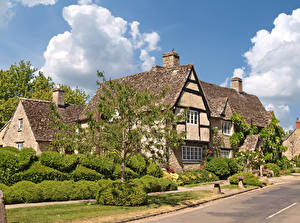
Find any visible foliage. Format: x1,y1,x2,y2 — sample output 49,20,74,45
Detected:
264,163,280,177
94,71,185,181
96,180,147,206
276,156,293,170
38,181,74,201
210,128,223,158
234,151,264,171
229,172,264,187
125,154,147,176
69,180,100,200
40,152,78,173
70,165,103,181
146,161,163,178
259,116,287,163
205,157,231,179
132,175,177,193
291,154,300,167
112,165,139,180
178,169,219,186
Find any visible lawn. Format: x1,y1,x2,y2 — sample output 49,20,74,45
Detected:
7,190,214,223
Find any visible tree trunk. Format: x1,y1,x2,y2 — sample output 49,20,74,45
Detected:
121,160,125,182
0,190,7,223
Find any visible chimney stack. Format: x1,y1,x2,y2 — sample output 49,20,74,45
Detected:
163,51,179,68
52,84,65,107
296,118,300,130
231,77,243,93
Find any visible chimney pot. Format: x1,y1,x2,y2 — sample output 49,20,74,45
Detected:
297,118,300,130
162,51,179,68
231,77,243,93
52,85,65,107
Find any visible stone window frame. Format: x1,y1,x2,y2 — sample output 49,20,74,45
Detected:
18,118,23,132
222,120,232,135
182,145,202,161
187,110,198,125
16,142,24,150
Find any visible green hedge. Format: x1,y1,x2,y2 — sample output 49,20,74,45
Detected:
146,161,163,178
229,172,264,187
40,152,78,173
126,154,147,176
178,169,219,186
265,163,280,177
112,165,139,180
206,158,238,179
70,165,103,181
96,180,147,206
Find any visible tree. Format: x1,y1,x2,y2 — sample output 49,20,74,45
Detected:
95,72,185,182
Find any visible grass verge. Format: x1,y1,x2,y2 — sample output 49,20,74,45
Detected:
7,190,214,223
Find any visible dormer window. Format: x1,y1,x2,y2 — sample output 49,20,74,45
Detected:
222,121,232,135
18,118,23,132
187,110,198,125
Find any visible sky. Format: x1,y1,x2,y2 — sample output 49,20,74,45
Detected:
1,0,300,130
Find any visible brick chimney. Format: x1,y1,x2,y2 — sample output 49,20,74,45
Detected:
163,51,179,68
231,77,243,93
52,84,65,107
296,118,300,130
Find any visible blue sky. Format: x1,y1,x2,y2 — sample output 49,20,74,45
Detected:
1,0,300,130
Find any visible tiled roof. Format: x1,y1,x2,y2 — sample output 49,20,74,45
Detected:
200,81,272,127
21,98,84,141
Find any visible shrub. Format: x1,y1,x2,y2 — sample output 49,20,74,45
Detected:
158,178,177,191
38,181,74,201
0,146,20,154
205,157,230,179
4,181,41,204
138,175,161,193
96,180,147,206
265,163,280,177
18,148,37,171
0,183,8,193
292,155,300,167
126,154,147,176
276,156,293,170
70,181,99,200
78,154,114,177
40,152,78,173
226,158,239,175
112,165,139,180
178,169,219,186
13,162,68,183
146,161,163,178
229,172,263,187
70,165,103,181
0,150,19,173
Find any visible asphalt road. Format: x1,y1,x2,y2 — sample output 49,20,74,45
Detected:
141,180,300,223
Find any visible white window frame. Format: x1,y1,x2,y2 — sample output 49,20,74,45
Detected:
187,110,198,125
16,142,23,150
182,146,202,161
222,121,232,135
220,149,230,158
18,118,23,132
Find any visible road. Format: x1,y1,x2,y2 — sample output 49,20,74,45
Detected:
139,180,300,223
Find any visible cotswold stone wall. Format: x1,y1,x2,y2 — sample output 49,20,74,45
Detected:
283,129,300,159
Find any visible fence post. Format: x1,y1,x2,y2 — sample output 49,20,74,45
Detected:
0,190,7,223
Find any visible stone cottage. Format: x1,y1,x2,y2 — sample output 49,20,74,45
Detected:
283,118,300,159
0,87,84,154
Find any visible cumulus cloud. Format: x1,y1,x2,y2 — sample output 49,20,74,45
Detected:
19,0,57,7
233,9,300,129
41,4,160,90
233,67,245,78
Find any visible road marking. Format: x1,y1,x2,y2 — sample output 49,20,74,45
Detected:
266,203,297,219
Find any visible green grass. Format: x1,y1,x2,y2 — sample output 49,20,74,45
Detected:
7,190,213,223
221,184,239,189
182,182,213,187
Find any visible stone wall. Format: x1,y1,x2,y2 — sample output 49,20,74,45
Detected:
283,129,300,159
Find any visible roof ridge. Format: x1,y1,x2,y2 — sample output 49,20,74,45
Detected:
19,97,51,103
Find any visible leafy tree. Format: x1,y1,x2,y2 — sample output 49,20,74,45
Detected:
95,72,185,182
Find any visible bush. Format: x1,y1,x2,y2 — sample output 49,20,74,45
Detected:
138,175,161,193
126,154,147,176
0,183,8,193
70,165,103,181
178,169,219,186
229,172,263,187
38,181,74,201
78,154,114,178
13,162,68,183
19,148,37,171
146,161,163,178
158,178,177,191
70,181,99,200
276,156,293,170
265,163,280,177
205,158,230,179
96,180,147,206
112,165,139,180
40,152,78,173
0,146,20,154
226,158,239,175
292,155,300,167
4,181,41,204
0,150,19,173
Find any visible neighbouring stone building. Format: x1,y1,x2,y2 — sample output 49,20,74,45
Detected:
283,118,300,159
0,88,84,154
0,51,272,171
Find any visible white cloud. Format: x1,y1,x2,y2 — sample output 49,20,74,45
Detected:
78,0,92,5
220,77,229,87
19,0,57,7
0,0,13,28
233,67,245,78
41,4,160,90
265,103,293,131
233,9,300,129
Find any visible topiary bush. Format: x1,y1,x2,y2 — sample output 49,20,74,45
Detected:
70,180,100,200
265,163,280,177
18,148,37,171
40,152,78,173
178,169,219,186
205,158,230,179
0,146,20,154
112,165,139,180
70,165,103,181
226,158,239,175
229,172,264,187
146,161,163,178
96,180,147,206
38,181,74,201
13,162,68,183
4,181,41,204
125,154,147,176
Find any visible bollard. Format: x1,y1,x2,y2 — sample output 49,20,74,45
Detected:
213,183,222,194
0,190,7,223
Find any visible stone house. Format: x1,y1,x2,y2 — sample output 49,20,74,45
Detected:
283,118,300,159
0,88,84,154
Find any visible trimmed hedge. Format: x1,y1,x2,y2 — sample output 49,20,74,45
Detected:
265,163,280,177
206,158,236,179
112,165,139,180
70,165,103,181
126,154,147,176
146,161,163,178
96,180,147,206
178,169,219,186
40,152,78,173
229,172,264,187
